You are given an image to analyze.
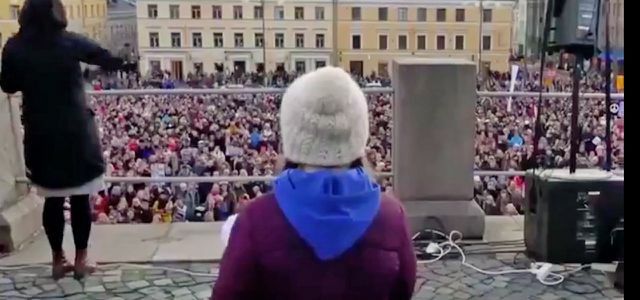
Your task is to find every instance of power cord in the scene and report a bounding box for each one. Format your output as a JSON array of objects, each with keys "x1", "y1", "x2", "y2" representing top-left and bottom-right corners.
[{"x1": 414, "y1": 229, "x2": 590, "y2": 286}]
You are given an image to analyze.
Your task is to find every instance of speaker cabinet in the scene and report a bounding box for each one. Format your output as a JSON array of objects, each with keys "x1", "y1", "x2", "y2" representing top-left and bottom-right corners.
[{"x1": 524, "y1": 169, "x2": 623, "y2": 264}]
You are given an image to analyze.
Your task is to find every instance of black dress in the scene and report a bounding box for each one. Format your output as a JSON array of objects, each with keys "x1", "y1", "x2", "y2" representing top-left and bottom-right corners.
[{"x1": 0, "y1": 31, "x2": 123, "y2": 190}]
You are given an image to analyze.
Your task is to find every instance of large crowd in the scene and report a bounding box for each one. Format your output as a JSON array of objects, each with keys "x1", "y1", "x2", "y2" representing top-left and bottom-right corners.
[{"x1": 76, "y1": 66, "x2": 623, "y2": 224}]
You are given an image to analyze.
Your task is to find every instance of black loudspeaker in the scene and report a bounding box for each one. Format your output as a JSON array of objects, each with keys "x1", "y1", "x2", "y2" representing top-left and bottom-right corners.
[
  {"x1": 524, "y1": 169, "x2": 623, "y2": 264},
  {"x1": 547, "y1": 0, "x2": 601, "y2": 58}
]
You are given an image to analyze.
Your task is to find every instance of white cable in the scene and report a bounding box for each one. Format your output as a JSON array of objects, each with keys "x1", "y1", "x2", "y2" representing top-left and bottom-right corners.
[
  {"x1": 414, "y1": 229, "x2": 590, "y2": 286},
  {"x1": 0, "y1": 262, "x2": 216, "y2": 277}
]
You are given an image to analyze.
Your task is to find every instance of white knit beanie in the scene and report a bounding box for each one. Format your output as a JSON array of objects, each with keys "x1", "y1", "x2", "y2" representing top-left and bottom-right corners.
[{"x1": 280, "y1": 67, "x2": 369, "y2": 166}]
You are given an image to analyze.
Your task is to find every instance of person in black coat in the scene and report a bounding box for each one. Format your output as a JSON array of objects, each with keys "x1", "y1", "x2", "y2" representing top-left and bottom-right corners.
[{"x1": 0, "y1": 0, "x2": 124, "y2": 280}]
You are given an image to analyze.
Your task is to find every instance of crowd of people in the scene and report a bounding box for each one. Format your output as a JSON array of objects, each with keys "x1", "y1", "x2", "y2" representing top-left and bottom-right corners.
[
  {"x1": 76, "y1": 66, "x2": 623, "y2": 225},
  {"x1": 89, "y1": 68, "x2": 392, "y2": 90}
]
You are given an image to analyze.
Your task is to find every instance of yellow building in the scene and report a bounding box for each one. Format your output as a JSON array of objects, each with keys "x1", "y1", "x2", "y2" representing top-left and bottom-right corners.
[
  {"x1": 0, "y1": 0, "x2": 108, "y2": 49},
  {"x1": 0, "y1": 0, "x2": 22, "y2": 47},
  {"x1": 64, "y1": 0, "x2": 109, "y2": 42},
  {"x1": 136, "y1": 0, "x2": 335, "y2": 79},
  {"x1": 336, "y1": 0, "x2": 516, "y2": 75}
]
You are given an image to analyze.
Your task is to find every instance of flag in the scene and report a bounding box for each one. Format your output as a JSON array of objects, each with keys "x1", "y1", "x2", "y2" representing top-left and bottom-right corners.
[{"x1": 507, "y1": 65, "x2": 519, "y2": 112}]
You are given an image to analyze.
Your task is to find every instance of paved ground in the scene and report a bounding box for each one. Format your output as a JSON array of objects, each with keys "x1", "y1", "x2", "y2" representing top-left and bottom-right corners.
[{"x1": 0, "y1": 254, "x2": 623, "y2": 299}]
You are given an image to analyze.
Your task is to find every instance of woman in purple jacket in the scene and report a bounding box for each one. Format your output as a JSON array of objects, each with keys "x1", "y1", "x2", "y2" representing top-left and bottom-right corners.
[{"x1": 213, "y1": 67, "x2": 417, "y2": 300}]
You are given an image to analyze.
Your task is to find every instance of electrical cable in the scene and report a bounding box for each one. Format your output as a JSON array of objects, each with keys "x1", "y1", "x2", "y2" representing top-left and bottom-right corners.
[{"x1": 413, "y1": 229, "x2": 591, "y2": 286}]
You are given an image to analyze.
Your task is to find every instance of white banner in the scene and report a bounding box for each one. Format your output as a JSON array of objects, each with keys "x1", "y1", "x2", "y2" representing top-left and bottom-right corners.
[{"x1": 507, "y1": 65, "x2": 519, "y2": 112}]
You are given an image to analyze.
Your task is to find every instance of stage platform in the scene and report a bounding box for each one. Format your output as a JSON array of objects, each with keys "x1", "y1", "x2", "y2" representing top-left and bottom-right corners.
[{"x1": 0, "y1": 216, "x2": 623, "y2": 299}]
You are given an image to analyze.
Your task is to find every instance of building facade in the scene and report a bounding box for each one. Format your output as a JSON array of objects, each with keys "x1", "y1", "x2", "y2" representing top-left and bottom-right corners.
[
  {"x1": 106, "y1": 0, "x2": 137, "y2": 54},
  {"x1": 137, "y1": 0, "x2": 334, "y2": 79},
  {"x1": 606, "y1": 0, "x2": 623, "y2": 52},
  {"x1": 66, "y1": 0, "x2": 109, "y2": 42},
  {"x1": 0, "y1": 0, "x2": 23, "y2": 48},
  {"x1": 0, "y1": 0, "x2": 108, "y2": 50},
  {"x1": 336, "y1": 0, "x2": 516, "y2": 74}
]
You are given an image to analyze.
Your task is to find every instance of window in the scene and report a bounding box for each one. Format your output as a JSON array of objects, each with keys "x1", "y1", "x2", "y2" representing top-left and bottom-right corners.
[
  {"x1": 212, "y1": 5, "x2": 222, "y2": 19},
  {"x1": 315, "y1": 7, "x2": 325, "y2": 20},
  {"x1": 398, "y1": 35, "x2": 407, "y2": 50},
  {"x1": 315, "y1": 34, "x2": 325, "y2": 48},
  {"x1": 352, "y1": 35, "x2": 361, "y2": 49},
  {"x1": 194, "y1": 63, "x2": 203, "y2": 75},
  {"x1": 378, "y1": 7, "x2": 388, "y2": 21},
  {"x1": 417, "y1": 35, "x2": 426, "y2": 50},
  {"x1": 274, "y1": 6, "x2": 284, "y2": 20},
  {"x1": 455, "y1": 35, "x2": 464, "y2": 50},
  {"x1": 417, "y1": 8, "x2": 427, "y2": 22},
  {"x1": 254, "y1": 5, "x2": 263, "y2": 19},
  {"x1": 234, "y1": 33, "x2": 244, "y2": 48},
  {"x1": 352, "y1": 7, "x2": 361, "y2": 20},
  {"x1": 378, "y1": 62, "x2": 388, "y2": 78},
  {"x1": 213, "y1": 33, "x2": 223, "y2": 48},
  {"x1": 379, "y1": 35, "x2": 388, "y2": 50},
  {"x1": 483, "y1": 9, "x2": 493, "y2": 22},
  {"x1": 482, "y1": 35, "x2": 492, "y2": 50},
  {"x1": 192, "y1": 32, "x2": 202, "y2": 48},
  {"x1": 170, "y1": 5, "x2": 179, "y2": 19},
  {"x1": 147, "y1": 4, "x2": 157, "y2": 19},
  {"x1": 436, "y1": 35, "x2": 445, "y2": 50},
  {"x1": 398, "y1": 8, "x2": 408, "y2": 21},
  {"x1": 233, "y1": 6, "x2": 243, "y2": 19},
  {"x1": 436, "y1": 8, "x2": 446, "y2": 22},
  {"x1": 316, "y1": 60, "x2": 326, "y2": 69},
  {"x1": 255, "y1": 33, "x2": 264, "y2": 47},
  {"x1": 192, "y1": 5, "x2": 201, "y2": 19},
  {"x1": 150, "y1": 60, "x2": 161, "y2": 73},
  {"x1": 455, "y1": 9, "x2": 465, "y2": 22},
  {"x1": 273, "y1": 33, "x2": 283, "y2": 48},
  {"x1": 9, "y1": 5, "x2": 19, "y2": 19},
  {"x1": 295, "y1": 33, "x2": 304, "y2": 48},
  {"x1": 171, "y1": 32, "x2": 181, "y2": 48},
  {"x1": 295, "y1": 60, "x2": 306, "y2": 73},
  {"x1": 149, "y1": 32, "x2": 159, "y2": 48},
  {"x1": 295, "y1": 7, "x2": 304, "y2": 20}
]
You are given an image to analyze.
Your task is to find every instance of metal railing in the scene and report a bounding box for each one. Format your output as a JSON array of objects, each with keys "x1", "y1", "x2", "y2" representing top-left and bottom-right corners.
[
  {"x1": 86, "y1": 87, "x2": 393, "y2": 96},
  {"x1": 476, "y1": 91, "x2": 625, "y2": 99},
  {"x1": 15, "y1": 170, "x2": 531, "y2": 184},
  {"x1": 6, "y1": 88, "x2": 624, "y2": 186},
  {"x1": 80, "y1": 88, "x2": 625, "y2": 100}
]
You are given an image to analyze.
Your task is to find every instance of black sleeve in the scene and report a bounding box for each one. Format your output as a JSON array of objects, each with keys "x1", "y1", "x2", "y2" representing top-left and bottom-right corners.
[
  {"x1": 0, "y1": 38, "x2": 21, "y2": 94},
  {"x1": 70, "y1": 32, "x2": 124, "y2": 71}
]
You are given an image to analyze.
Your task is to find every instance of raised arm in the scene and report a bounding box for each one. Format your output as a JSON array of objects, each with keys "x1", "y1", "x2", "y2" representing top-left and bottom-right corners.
[{"x1": 70, "y1": 32, "x2": 124, "y2": 71}]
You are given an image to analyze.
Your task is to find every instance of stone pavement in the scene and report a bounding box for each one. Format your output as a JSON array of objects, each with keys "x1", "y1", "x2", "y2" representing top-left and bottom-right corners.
[{"x1": 0, "y1": 254, "x2": 623, "y2": 300}]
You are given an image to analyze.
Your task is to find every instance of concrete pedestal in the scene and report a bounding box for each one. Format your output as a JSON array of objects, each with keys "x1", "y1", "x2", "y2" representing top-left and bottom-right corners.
[
  {"x1": 0, "y1": 94, "x2": 43, "y2": 252},
  {"x1": 392, "y1": 58, "x2": 485, "y2": 238}
]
